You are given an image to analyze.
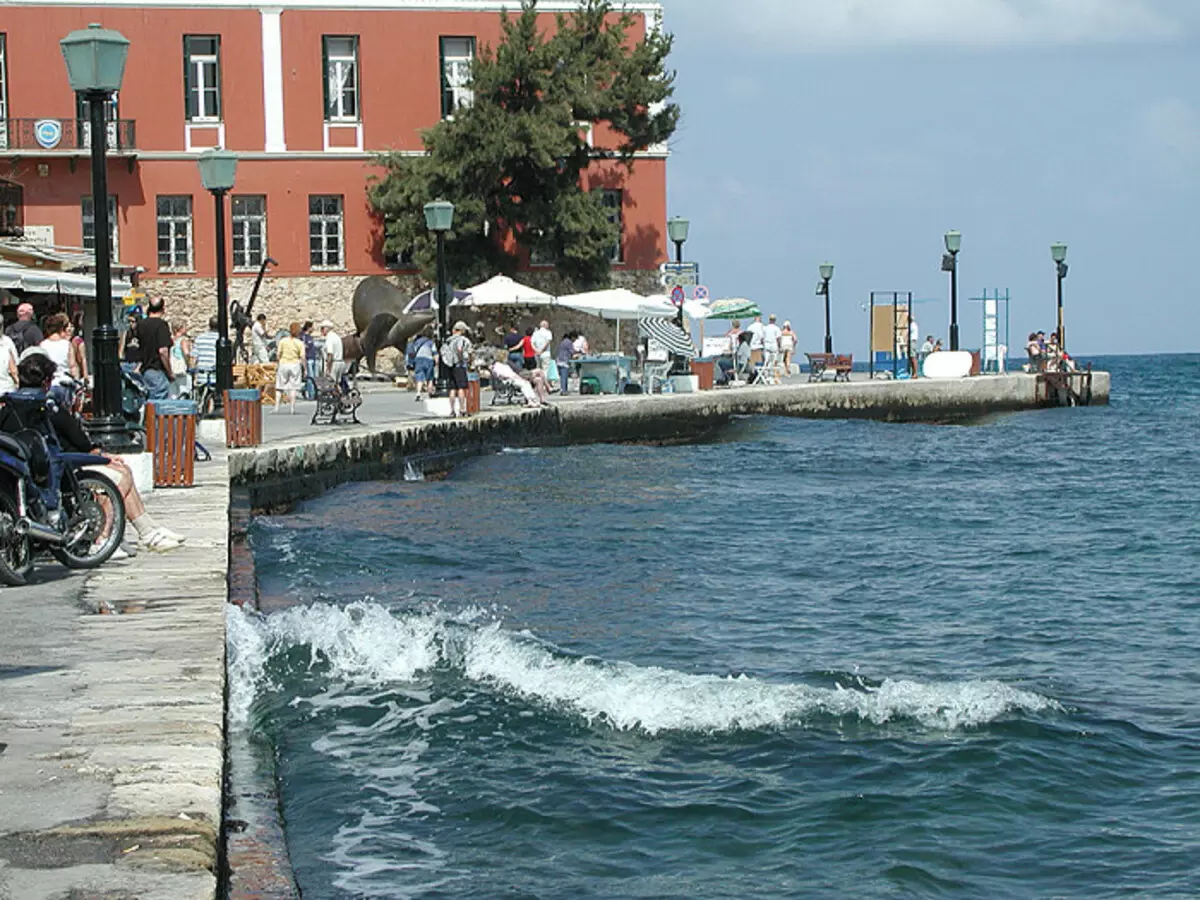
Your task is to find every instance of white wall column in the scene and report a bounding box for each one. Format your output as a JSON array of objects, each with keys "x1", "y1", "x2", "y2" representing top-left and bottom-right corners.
[{"x1": 261, "y1": 7, "x2": 286, "y2": 152}]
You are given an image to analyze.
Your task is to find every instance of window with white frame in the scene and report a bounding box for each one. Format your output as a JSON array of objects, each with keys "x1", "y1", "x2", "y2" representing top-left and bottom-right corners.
[
  {"x1": 0, "y1": 35, "x2": 8, "y2": 150},
  {"x1": 231, "y1": 195, "x2": 267, "y2": 271},
  {"x1": 156, "y1": 195, "x2": 193, "y2": 271},
  {"x1": 309, "y1": 195, "x2": 344, "y2": 270},
  {"x1": 323, "y1": 36, "x2": 359, "y2": 122},
  {"x1": 81, "y1": 195, "x2": 118, "y2": 259},
  {"x1": 440, "y1": 37, "x2": 475, "y2": 119},
  {"x1": 600, "y1": 189, "x2": 623, "y2": 263},
  {"x1": 184, "y1": 35, "x2": 221, "y2": 122}
]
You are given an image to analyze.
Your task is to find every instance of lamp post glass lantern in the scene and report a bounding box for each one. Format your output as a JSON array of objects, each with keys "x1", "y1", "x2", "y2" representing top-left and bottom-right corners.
[
  {"x1": 818, "y1": 263, "x2": 834, "y2": 354},
  {"x1": 198, "y1": 149, "x2": 238, "y2": 416},
  {"x1": 61, "y1": 24, "x2": 139, "y2": 451},
  {"x1": 424, "y1": 200, "x2": 455, "y2": 395},
  {"x1": 1051, "y1": 242, "x2": 1068, "y2": 352},
  {"x1": 942, "y1": 230, "x2": 962, "y2": 351}
]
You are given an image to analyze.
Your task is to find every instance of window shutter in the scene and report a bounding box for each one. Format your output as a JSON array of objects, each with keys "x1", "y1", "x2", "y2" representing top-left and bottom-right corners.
[
  {"x1": 213, "y1": 35, "x2": 223, "y2": 121},
  {"x1": 183, "y1": 37, "x2": 196, "y2": 120},
  {"x1": 321, "y1": 36, "x2": 331, "y2": 120}
]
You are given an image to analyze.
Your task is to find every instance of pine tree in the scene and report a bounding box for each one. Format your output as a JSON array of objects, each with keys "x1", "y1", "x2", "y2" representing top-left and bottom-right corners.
[{"x1": 368, "y1": 0, "x2": 678, "y2": 289}]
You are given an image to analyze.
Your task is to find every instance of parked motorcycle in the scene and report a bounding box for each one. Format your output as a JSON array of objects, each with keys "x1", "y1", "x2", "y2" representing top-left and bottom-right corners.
[{"x1": 0, "y1": 391, "x2": 127, "y2": 586}]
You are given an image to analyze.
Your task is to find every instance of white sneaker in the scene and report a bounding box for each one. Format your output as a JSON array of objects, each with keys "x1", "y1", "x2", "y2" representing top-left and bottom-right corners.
[
  {"x1": 143, "y1": 528, "x2": 182, "y2": 552},
  {"x1": 110, "y1": 546, "x2": 132, "y2": 561},
  {"x1": 157, "y1": 527, "x2": 186, "y2": 544}
]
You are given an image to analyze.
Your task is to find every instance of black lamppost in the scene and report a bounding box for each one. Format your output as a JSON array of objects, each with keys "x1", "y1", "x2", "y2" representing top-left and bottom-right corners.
[
  {"x1": 424, "y1": 199, "x2": 455, "y2": 395},
  {"x1": 60, "y1": 23, "x2": 140, "y2": 452},
  {"x1": 816, "y1": 262, "x2": 834, "y2": 353},
  {"x1": 666, "y1": 216, "x2": 691, "y2": 376},
  {"x1": 198, "y1": 149, "x2": 237, "y2": 417},
  {"x1": 1051, "y1": 242, "x2": 1068, "y2": 352},
  {"x1": 941, "y1": 230, "x2": 962, "y2": 351}
]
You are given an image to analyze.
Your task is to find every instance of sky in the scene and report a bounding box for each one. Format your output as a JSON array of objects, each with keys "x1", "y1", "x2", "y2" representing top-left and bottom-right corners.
[{"x1": 661, "y1": 0, "x2": 1200, "y2": 356}]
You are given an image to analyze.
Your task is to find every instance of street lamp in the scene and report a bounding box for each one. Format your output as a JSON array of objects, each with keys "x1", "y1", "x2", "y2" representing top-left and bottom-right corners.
[
  {"x1": 941, "y1": 230, "x2": 962, "y2": 351},
  {"x1": 60, "y1": 23, "x2": 140, "y2": 452},
  {"x1": 198, "y1": 148, "x2": 238, "y2": 417},
  {"x1": 665, "y1": 216, "x2": 691, "y2": 375},
  {"x1": 816, "y1": 262, "x2": 834, "y2": 354},
  {"x1": 423, "y1": 199, "x2": 455, "y2": 395},
  {"x1": 666, "y1": 216, "x2": 689, "y2": 264},
  {"x1": 1051, "y1": 242, "x2": 1068, "y2": 352}
]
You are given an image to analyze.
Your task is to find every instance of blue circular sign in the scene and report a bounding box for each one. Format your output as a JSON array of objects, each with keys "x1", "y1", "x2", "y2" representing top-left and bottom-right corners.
[
  {"x1": 670, "y1": 285, "x2": 685, "y2": 306},
  {"x1": 34, "y1": 119, "x2": 63, "y2": 150}
]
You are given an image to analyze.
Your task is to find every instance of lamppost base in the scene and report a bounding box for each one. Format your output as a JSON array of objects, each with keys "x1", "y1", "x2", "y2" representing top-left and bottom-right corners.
[{"x1": 87, "y1": 415, "x2": 144, "y2": 454}]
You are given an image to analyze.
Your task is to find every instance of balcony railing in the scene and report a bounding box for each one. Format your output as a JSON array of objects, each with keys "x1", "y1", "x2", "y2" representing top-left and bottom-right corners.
[{"x1": 0, "y1": 118, "x2": 137, "y2": 154}]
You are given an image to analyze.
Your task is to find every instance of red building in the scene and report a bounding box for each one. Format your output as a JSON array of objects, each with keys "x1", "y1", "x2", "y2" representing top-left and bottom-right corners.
[{"x1": 0, "y1": 0, "x2": 669, "y2": 326}]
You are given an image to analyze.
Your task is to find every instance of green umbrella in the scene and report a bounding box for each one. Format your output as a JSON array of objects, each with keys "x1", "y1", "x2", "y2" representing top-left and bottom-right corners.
[{"x1": 707, "y1": 297, "x2": 760, "y2": 320}]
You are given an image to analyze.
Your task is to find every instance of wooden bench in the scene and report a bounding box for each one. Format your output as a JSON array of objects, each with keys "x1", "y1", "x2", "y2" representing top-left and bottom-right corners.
[{"x1": 805, "y1": 352, "x2": 854, "y2": 382}]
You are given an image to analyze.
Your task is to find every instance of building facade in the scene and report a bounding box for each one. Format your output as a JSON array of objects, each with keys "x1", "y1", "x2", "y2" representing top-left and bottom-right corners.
[{"x1": 0, "y1": 0, "x2": 669, "y2": 333}]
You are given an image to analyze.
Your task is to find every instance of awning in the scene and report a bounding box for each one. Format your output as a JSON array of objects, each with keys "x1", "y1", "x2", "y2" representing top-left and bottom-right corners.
[
  {"x1": 402, "y1": 287, "x2": 472, "y2": 314},
  {"x1": 462, "y1": 274, "x2": 554, "y2": 307},
  {"x1": 557, "y1": 288, "x2": 674, "y2": 320},
  {"x1": 0, "y1": 263, "x2": 132, "y2": 298},
  {"x1": 638, "y1": 317, "x2": 698, "y2": 359}
]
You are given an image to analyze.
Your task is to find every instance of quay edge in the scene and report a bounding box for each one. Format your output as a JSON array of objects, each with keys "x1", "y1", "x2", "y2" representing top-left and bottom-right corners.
[{"x1": 229, "y1": 372, "x2": 1110, "y2": 509}]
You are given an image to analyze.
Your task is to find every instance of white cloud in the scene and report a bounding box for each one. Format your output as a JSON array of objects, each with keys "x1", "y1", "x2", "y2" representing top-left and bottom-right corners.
[
  {"x1": 1141, "y1": 99, "x2": 1200, "y2": 179},
  {"x1": 671, "y1": 0, "x2": 1195, "y2": 50}
]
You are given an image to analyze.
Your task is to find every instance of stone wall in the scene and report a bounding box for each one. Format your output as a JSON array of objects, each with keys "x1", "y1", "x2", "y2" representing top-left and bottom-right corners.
[{"x1": 141, "y1": 267, "x2": 665, "y2": 364}]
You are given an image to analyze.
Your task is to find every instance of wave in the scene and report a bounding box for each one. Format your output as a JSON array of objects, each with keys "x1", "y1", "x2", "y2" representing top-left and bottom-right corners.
[{"x1": 226, "y1": 602, "x2": 1062, "y2": 735}]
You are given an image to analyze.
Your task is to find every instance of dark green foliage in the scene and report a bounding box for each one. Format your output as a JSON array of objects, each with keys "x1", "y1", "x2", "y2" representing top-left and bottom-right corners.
[{"x1": 368, "y1": 0, "x2": 678, "y2": 289}]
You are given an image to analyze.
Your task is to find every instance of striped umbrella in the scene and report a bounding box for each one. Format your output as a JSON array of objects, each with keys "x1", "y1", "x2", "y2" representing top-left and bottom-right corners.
[
  {"x1": 706, "y1": 297, "x2": 759, "y2": 320},
  {"x1": 638, "y1": 317, "x2": 698, "y2": 359}
]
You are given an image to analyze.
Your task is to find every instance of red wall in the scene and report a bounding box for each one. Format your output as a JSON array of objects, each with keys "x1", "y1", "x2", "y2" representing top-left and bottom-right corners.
[{"x1": 2, "y1": 5, "x2": 666, "y2": 279}]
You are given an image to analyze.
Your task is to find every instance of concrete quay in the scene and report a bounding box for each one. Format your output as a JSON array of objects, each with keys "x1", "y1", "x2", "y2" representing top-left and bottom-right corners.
[{"x1": 0, "y1": 454, "x2": 229, "y2": 900}]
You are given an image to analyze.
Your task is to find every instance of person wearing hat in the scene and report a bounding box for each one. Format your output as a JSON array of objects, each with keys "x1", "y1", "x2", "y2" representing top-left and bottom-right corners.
[
  {"x1": 5, "y1": 302, "x2": 44, "y2": 354},
  {"x1": 441, "y1": 320, "x2": 473, "y2": 417},
  {"x1": 320, "y1": 320, "x2": 345, "y2": 388}
]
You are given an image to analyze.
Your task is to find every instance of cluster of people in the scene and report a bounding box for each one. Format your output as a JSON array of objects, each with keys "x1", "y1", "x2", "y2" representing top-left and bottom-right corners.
[
  {"x1": 720, "y1": 314, "x2": 797, "y2": 384},
  {"x1": 1, "y1": 304, "x2": 89, "y2": 406},
  {"x1": 404, "y1": 318, "x2": 594, "y2": 415},
  {"x1": 1025, "y1": 330, "x2": 1074, "y2": 372}
]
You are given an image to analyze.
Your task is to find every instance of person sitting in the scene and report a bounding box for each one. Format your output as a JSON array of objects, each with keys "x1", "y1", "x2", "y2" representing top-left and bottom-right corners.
[
  {"x1": 1, "y1": 351, "x2": 185, "y2": 554},
  {"x1": 521, "y1": 365, "x2": 553, "y2": 404},
  {"x1": 490, "y1": 358, "x2": 543, "y2": 407}
]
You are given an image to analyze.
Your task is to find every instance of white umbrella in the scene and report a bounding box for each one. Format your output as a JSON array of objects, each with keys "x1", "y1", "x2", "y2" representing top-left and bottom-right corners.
[
  {"x1": 463, "y1": 274, "x2": 554, "y2": 307},
  {"x1": 557, "y1": 289, "x2": 674, "y2": 351}
]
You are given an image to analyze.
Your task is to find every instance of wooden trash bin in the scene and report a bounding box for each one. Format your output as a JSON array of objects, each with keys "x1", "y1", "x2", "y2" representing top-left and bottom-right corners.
[
  {"x1": 691, "y1": 359, "x2": 715, "y2": 390},
  {"x1": 144, "y1": 399, "x2": 197, "y2": 487},
  {"x1": 224, "y1": 389, "x2": 263, "y2": 448},
  {"x1": 466, "y1": 374, "x2": 481, "y2": 415}
]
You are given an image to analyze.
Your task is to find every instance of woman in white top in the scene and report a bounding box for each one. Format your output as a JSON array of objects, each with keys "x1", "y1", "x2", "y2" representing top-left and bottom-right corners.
[
  {"x1": 40, "y1": 313, "x2": 80, "y2": 407},
  {"x1": 779, "y1": 320, "x2": 797, "y2": 374},
  {"x1": 0, "y1": 333, "x2": 18, "y2": 396}
]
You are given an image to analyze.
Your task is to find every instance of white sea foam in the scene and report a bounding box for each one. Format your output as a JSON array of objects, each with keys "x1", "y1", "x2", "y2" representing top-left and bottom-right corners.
[{"x1": 226, "y1": 602, "x2": 1062, "y2": 735}]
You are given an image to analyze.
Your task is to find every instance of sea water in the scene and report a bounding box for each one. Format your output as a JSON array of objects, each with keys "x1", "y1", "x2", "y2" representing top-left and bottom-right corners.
[{"x1": 230, "y1": 355, "x2": 1200, "y2": 898}]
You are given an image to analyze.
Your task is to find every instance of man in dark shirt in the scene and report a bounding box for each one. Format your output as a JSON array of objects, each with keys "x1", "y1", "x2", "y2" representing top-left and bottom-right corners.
[
  {"x1": 136, "y1": 298, "x2": 173, "y2": 400},
  {"x1": 503, "y1": 325, "x2": 523, "y2": 369},
  {"x1": 5, "y1": 303, "x2": 44, "y2": 353}
]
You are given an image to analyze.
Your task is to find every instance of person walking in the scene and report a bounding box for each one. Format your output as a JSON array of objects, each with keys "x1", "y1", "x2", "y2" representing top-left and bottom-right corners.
[
  {"x1": 320, "y1": 320, "x2": 345, "y2": 388},
  {"x1": 168, "y1": 322, "x2": 193, "y2": 398},
  {"x1": 532, "y1": 320, "x2": 553, "y2": 370},
  {"x1": 762, "y1": 313, "x2": 782, "y2": 383},
  {"x1": 909, "y1": 317, "x2": 921, "y2": 377},
  {"x1": 520, "y1": 326, "x2": 538, "y2": 370},
  {"x1": 779, "y1": 320, "x2": 797, "y2": 375},
  {"x1": 301, "y1": 321, "x2": 320, "y2": 399},
  {"x1": 746, "y1": 314, "x2": 765, "y2": 367},
  {"x1": 39, "y1": 314, "x2": 80, "y2": 408},
  {"x1": 251, "y1": 313, "x2": 270, "y2": 364},
  {"x1": 442, "y1": 320, "x2": 473, "y2": 417},
  {"x1": 557, "y1": 332, "x2": 576, "y2": 395},
  {"x1": 119, "y1": 310, "x2": 141, "y2": 373},
  {"x1": 68, "y1": 314, "x2": 89, "y2": 386},
  {"x1": 274, "y1": 321, "x2": 305, "y2": 414},
  {"x1": 406, "y1": 326, "x2": 437, "y2": 401},
  {"x1": 136, "y1": 298, "x2": 174, "y2": 401}
]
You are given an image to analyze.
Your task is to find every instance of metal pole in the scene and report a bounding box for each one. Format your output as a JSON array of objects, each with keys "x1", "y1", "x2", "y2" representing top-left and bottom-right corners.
[
  {"x1": 435, "y1": 231, "x2": 449, "y2": 395},
  {"x1": 892, "y1": 293, "x2": 898, "y2": 379},
  {"x1": 84, "y1": 90, "x2": 139, "y2": 453},
  {"x1": 906, "y1": 291, "x2": 914, "y2": 376},
  {"x1": 671, "y1": 239, "x2": 688, "y2": 375},
  {"x1": 949, "y1": 252, "x2": 960, "y2": 351},
  {"x1": 1056, "y1": 269, "x2": 1065, "y2": 353},
  {"x1": 868, "y1": 292, "x2": 875, "y2": 380},
  {"x1": 823, "y1": 279, "x2": 832, "y2": 354},
  {"x1": 212, "y1": 188, "x2": 231, "y2": 417},
  {"x1": 673, "y1": 240, "x2": 683, "y2": 264}
]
